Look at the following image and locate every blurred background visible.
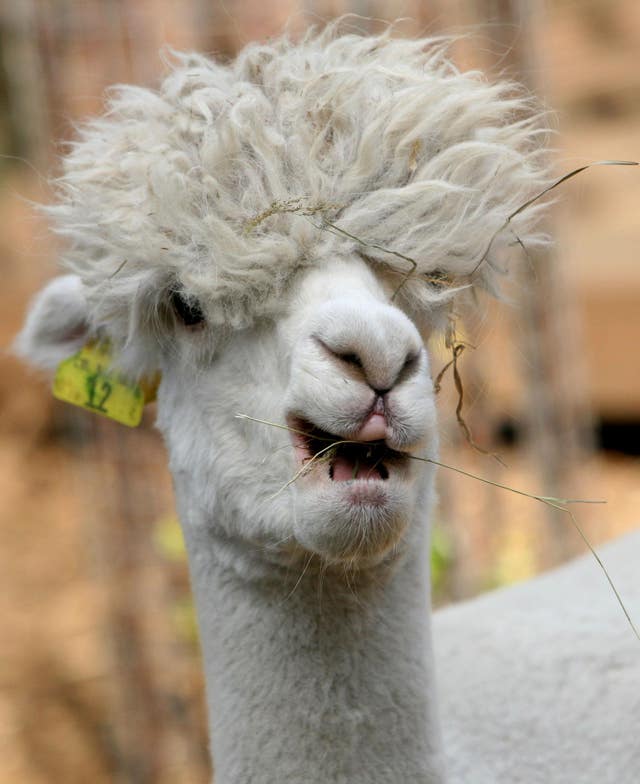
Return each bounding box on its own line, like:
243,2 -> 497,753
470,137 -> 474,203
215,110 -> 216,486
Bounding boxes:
1,1 -> 639,782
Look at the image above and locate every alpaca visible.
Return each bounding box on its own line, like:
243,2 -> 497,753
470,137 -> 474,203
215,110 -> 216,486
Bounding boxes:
16,26 -> 640,783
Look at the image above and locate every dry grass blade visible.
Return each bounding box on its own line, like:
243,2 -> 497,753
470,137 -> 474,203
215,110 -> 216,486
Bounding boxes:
109,258 -> 129,278
235,412 -> 331,441
268,440 -> 344,500
434,342 -> 506,466
309,219 -> 418,300
247,198 -> 456,300
409,453 -> 639,642
472,159 -> 639,275
433,345 -> 462,395
244,198 -> 344,233
234,413 -> 359,499
236,412 -> 639,643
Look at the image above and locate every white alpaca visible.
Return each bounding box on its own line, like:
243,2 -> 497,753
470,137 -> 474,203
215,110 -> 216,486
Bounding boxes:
17,26 -> 640,784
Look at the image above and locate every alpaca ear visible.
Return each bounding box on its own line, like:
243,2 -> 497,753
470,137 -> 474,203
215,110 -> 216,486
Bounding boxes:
15,274 -> 91,372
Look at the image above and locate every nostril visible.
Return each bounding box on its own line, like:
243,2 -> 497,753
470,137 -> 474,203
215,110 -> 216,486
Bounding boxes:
337,352 -> 363,369
313,334 -> 422,391
396,350 -> 421,383
315,337 -> 364,370
402,351 -> 419,371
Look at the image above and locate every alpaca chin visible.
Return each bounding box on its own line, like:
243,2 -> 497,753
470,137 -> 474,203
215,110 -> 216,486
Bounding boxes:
293,473 -> 414,564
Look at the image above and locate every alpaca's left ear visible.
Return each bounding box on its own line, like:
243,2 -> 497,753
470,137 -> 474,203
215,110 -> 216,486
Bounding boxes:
15,274 -> 91,372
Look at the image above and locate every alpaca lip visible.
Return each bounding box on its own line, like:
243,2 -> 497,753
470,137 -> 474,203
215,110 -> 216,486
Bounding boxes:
286,415 -> 409,483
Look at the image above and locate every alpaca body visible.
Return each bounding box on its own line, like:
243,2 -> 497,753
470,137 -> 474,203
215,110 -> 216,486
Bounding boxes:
435,531 -> 640,784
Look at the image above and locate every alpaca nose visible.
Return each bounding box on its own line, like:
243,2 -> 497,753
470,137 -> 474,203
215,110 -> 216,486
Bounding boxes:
315,303 -> 423,393
356,394 -> 388,441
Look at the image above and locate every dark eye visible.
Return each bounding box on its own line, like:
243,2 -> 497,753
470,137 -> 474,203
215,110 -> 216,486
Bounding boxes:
170,288 -> 205,327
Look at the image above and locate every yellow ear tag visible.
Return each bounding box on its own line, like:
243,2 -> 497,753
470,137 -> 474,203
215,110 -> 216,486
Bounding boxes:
52,341 -> 158,427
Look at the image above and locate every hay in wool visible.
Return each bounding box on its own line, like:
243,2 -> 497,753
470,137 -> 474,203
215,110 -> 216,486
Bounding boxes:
46,22 -> 553,373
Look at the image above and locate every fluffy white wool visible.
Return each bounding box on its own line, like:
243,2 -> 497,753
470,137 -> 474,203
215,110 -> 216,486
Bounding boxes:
47,23 -> 551,373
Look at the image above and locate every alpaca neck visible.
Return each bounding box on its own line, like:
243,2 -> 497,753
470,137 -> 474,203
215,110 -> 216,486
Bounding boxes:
178,502 -> 446,784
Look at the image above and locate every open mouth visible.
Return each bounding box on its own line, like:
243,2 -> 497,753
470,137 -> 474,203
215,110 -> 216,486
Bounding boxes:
287,416 -> 409,483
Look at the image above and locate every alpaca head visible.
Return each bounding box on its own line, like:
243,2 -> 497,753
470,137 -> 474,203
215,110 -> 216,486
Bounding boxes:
157,249 -> 440,568
280,256 -> 436,562
17,25 -> 552,570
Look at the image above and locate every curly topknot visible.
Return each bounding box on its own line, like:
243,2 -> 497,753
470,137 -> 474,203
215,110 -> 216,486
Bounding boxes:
47,22 -> 553,365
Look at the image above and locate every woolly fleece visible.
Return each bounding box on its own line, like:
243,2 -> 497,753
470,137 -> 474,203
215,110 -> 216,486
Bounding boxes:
47,23 -> 551,373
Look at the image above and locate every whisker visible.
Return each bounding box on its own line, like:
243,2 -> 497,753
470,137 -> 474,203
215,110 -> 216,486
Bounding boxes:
281,552 -> 315,604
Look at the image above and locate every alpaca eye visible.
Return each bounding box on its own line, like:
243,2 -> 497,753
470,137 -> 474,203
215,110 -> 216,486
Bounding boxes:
170,288 -> 205,327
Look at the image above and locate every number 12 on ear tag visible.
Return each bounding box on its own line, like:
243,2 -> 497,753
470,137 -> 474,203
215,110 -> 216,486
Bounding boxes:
53,342 -> 145,427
